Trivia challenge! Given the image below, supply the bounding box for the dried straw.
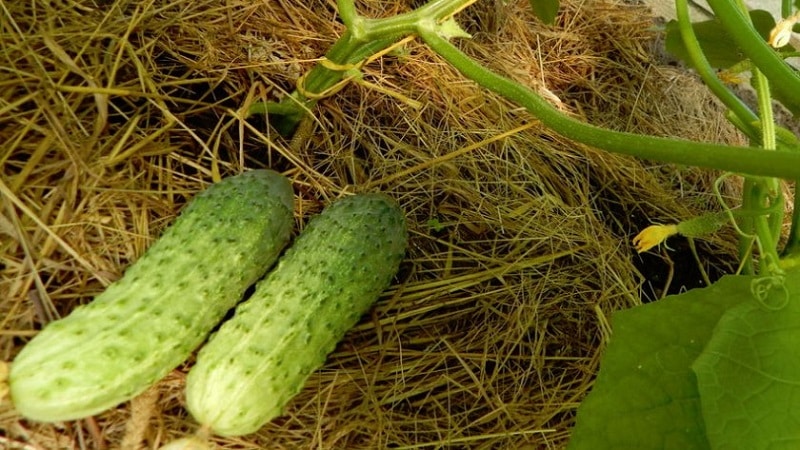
[1,0,742,448]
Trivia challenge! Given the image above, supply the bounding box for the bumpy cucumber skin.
[9,170,295,422]
[186,194,407,437]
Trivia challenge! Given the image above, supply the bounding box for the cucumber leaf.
[567,274,757,450]
[692,272,800,449]
[529,0,559,25]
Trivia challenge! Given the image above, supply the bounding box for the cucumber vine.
[244,0,800,447]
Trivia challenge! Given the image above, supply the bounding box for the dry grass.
[1,0,744,448]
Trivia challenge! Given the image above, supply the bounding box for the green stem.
[781,0,792,18]
[738,178,757,274]
[416,25,800,179]
[337,0,358,28]
[769,186,785,249]
[751,62,786,260]
[755,212,782,274]
[740,172,784,275]
[675,0,760,139]
[706,0,800,100]
[260,0,475,132]
[300,32,401,94]
[752,69,776,151]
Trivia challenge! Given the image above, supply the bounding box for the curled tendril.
[750,275,789,311]
[713,173,755,240]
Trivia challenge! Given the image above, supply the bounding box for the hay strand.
[1,0,742,448]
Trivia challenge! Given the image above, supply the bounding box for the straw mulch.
[1,0,744,448]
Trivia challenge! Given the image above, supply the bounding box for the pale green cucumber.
[185,193,407,437]
[9,170,295,422]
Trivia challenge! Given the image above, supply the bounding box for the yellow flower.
[632,224,678,254]
[769,12,800,48]
[718,69,745,85]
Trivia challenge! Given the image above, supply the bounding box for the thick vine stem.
[255,0,800,179]
[336,0,358,29]
[675,0,760,139]
[416,24,800,179]
[781,0,793,18]
[259,0,477,128]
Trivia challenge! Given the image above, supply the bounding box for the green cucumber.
[9,170,295,422]
[185,193,407,437]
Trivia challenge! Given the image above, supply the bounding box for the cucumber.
[185,193,407,437]
[9,170,295,422]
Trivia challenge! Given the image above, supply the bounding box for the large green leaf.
[567,275,757,450]
[692,271,800,449]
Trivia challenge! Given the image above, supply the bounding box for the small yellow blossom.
[769,13,800,48]
[632,224,679,253]
[718,69,746,85]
